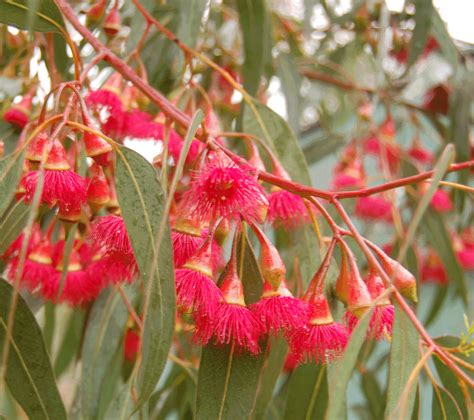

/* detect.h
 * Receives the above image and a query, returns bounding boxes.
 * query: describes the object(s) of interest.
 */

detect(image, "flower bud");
[103,7,121,38]
[251,224,286,289]
[4,94,33,129]
[87,164,110,213]
[86,0,107,25]
[83,131,113,166]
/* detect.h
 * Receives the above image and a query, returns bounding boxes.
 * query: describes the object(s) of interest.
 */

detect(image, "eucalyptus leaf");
[0,150,25,218]
[0,201,30,255]
[407,0,433,68]
[385,303,420,419]
[0,278,67,420]
[115,146,175,406]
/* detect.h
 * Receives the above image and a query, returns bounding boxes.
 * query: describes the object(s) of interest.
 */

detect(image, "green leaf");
[115,146,175,405]
[0,201,30,255]
[278,53,302,132]
[431,8,458,68]
[385,303,420,419]
[176,0,207,50]
[423,211,466,304]
[54,309,86,377]
[81,290,130,420]
[407,0,433,67]
[284,363,328,419]
[0,0,65,32]
[238,236,263,305]
[0,278,67,420]
[196,342,269,420]
[423,284,448,327]
[326,307,374,419]
[251,337,288,419]
[0,150,25,218]
[362,370,386,419]
[432,384,464,420]
[433,336,472,418]
[237,0,270,95]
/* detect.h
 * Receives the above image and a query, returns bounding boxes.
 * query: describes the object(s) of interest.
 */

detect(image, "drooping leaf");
[385,302,420,418]
[284,363,328,419]
[195,342,269,420]
[0,0,65,33]
[115,146,175,406]
[0,150,25,218]
[81,290,130,420]
[237,0,270,95]
[407,0,433,67]
[431,8,458,68]
[278,53,302,132]
[325,307,374,419]
[433,336,472,418]
[0,278,67,420]
[176,0,207,50]
[251,337,288,419]
[0,201,30,255]
[361,370,386,420]
[238,236,263,305]
[432,384,464,420]
[54,309,86,377]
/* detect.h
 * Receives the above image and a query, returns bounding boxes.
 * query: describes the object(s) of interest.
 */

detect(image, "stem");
[332,198,474,388]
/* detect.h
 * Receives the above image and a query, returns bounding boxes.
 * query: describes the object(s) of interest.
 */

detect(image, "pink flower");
[344,306,395,340]
[288,292,349,364]
[124,329,140,362]
[267,189,308,230]
[250,280,309,335]
[85,89,125,137]
[457,249,474,271]
[3,94,32,128]
[185,151,268,223]
[408,146,434,165]
[355,196,392,223]
[430,189,453,213]
[421,250,448,284]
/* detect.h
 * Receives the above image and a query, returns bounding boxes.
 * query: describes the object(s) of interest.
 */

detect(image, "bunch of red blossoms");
[1,69,461,370]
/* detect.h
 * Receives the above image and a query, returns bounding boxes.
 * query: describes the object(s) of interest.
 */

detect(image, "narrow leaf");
[0,150,25,218]
[115,146,175,405]
[0,201,30,255]
[237,0,269,95]
[432,384,464,420]
[407,0,433,67]
[81,290,129,420]
[0,0,65,32]
[284,363,328,419]
[431,8,458,68]
[0,278,66,420]
[385,303,420,418]
[326,307,374,419]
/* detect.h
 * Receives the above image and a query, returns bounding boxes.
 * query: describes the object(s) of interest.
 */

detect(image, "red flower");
[421,250,448,284]
[185,151,268,223]
[194,244,262,354]
[457,249,474,271]
[22,140,87,221]
[267,189,309,230]
[87,163,110,213]
[355,196,392,223]
[250,280,309,335]
[423,85,450,115]
[86,89,124,137]
[408,145,434,165]
[124,329,140,362]
[91,215,138,283]
[430,189,453,213]
[3,94,32,128]
[288,293,348,364]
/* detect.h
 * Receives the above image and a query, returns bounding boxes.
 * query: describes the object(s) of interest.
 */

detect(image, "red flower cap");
[103,6,121,37]
[86,0,107,23]
[185,150,268,224]
[87,164,110,213]
[26,131,49,163]
[83,131,112,166]
[334,243,372,318]
[251,224,286,289]
[4,94,32,128]
[423,84,450,115]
